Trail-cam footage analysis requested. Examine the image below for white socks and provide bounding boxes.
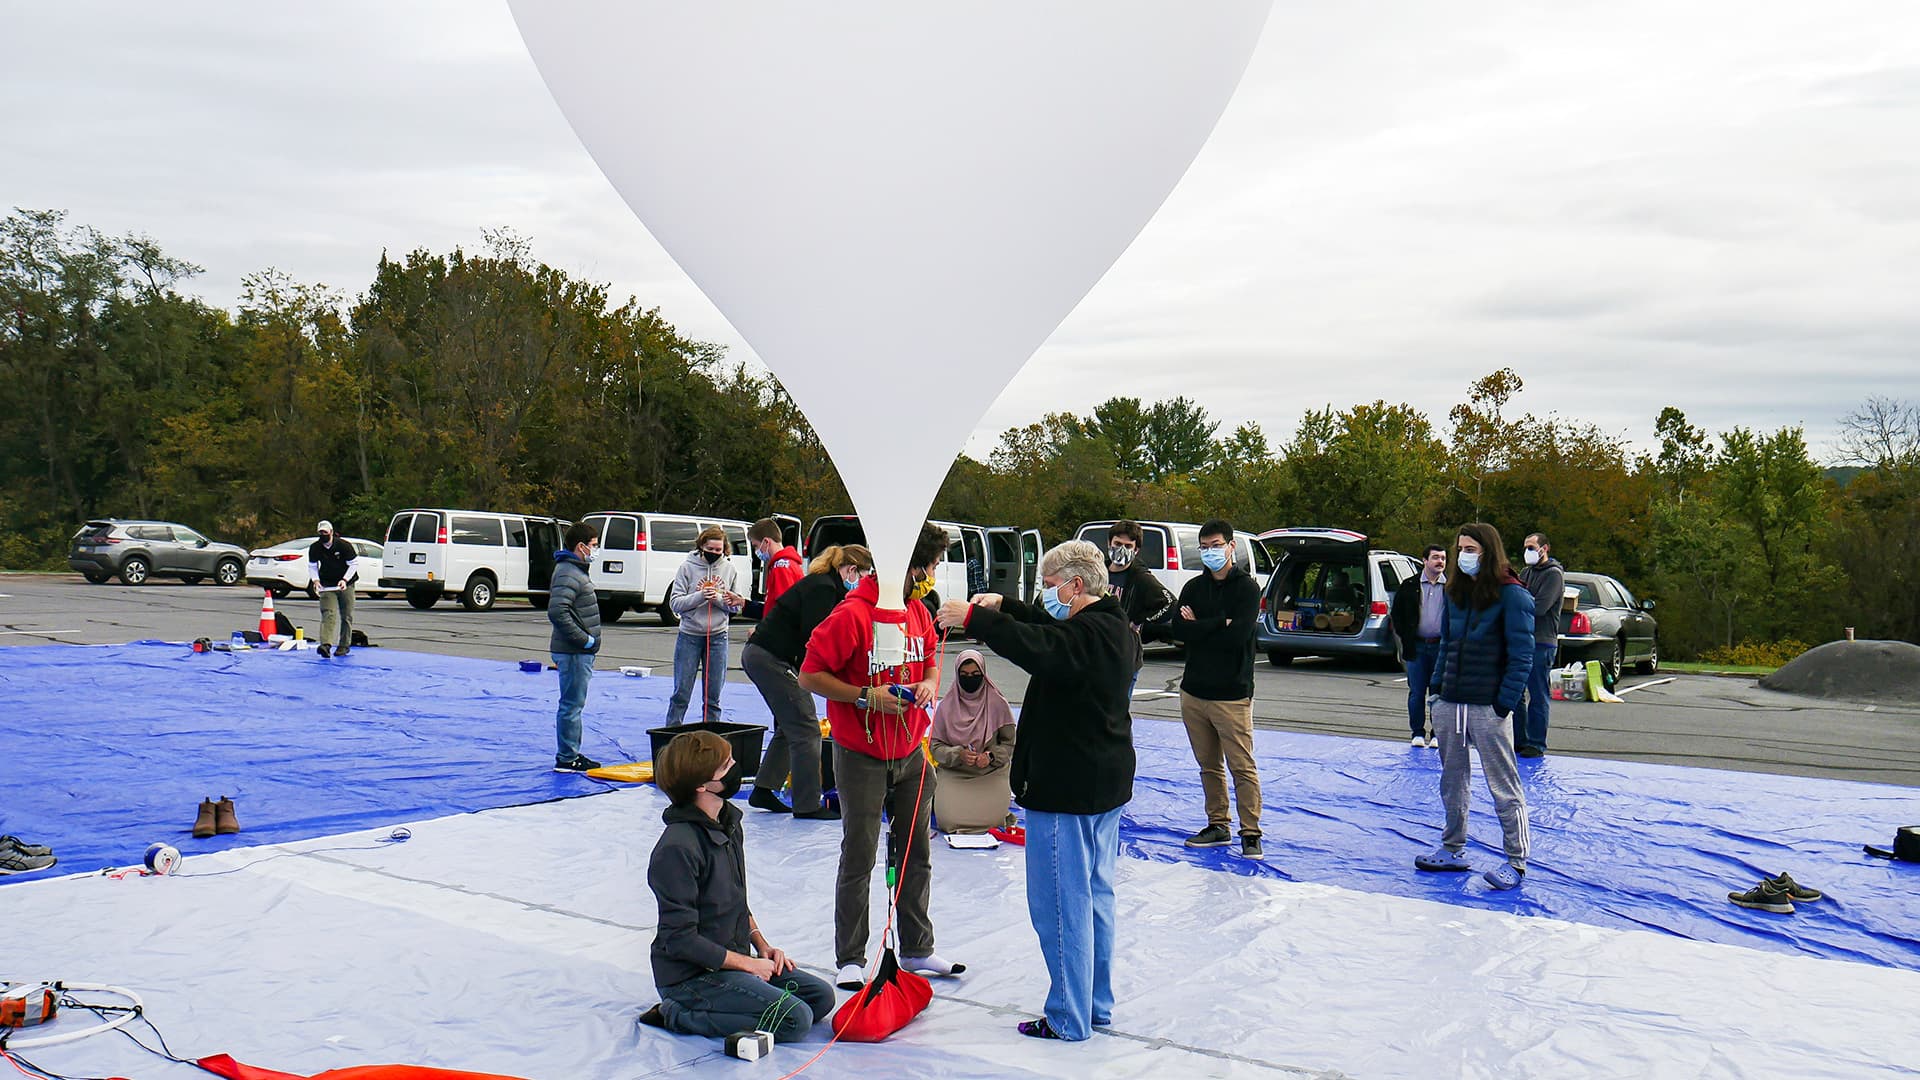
[902,953,966,977]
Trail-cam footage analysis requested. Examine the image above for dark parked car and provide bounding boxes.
[1555,571,1659,684]
[68,519,249,587]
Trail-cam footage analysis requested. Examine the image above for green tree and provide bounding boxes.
[1089,396,1153,483]
[1143,396,1218,481]
[1711,425,1843,640]
[1281,400,1444,548]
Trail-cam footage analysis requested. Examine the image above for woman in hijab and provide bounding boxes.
[928,650,1018,834]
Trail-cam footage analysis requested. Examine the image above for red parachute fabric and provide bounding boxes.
[195,1056,528,1080]
[829,948,932,1043]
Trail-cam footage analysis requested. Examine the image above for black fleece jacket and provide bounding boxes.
[1145,566,1261,701]
[965,594,1138,815]
[647,800,752,989]
[747,570,846,667]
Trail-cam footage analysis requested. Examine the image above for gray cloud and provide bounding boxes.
[4,0,1916,469]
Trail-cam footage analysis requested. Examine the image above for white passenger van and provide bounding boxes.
[804,515,1042,605]
[1073,519,1273,599]
[576,511,758,626]
[379,509,568,611]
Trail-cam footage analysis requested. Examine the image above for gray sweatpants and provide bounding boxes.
[1435,700,1530,870]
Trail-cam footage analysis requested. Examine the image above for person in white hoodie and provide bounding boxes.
[665,526,746,726]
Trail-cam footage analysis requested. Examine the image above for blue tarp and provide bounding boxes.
[4,642,1917,971]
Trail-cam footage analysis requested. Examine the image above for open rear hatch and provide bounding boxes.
[1260,528,1371,636]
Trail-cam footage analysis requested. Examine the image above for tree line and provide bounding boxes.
[4,210,1915,659]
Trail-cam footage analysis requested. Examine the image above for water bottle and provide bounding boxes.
[231,631,246,650]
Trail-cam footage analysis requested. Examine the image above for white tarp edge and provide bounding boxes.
[7,785,1919,1078]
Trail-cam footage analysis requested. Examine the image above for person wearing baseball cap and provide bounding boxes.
[308,520,359,658]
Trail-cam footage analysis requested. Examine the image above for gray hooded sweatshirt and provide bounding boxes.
[1520,555,1565,646]
[669,549,740,637]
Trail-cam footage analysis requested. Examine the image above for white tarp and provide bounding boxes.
[9,786,1920,1078]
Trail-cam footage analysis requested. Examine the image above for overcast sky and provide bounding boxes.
[5,1,1916,463]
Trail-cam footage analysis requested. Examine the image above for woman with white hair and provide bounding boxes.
[936,540,1138,1042]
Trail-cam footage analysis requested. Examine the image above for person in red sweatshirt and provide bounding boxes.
[748,518,804,615]
[800,521,965,992]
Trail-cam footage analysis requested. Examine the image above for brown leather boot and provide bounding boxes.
[192,798,218,839]
[214,796,240,835]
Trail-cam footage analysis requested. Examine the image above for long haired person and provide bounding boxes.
[665,526,745,726]
[1414,523,1538,890]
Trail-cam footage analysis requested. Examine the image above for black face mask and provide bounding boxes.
[957,672,986,694]
[701,550,723,564]
[707,772,741,800]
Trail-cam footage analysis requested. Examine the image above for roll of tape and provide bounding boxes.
[144,843,181,875]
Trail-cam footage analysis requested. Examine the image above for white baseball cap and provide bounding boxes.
[318,520,334,533]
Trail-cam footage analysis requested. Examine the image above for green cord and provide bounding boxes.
[755,986,795,1032]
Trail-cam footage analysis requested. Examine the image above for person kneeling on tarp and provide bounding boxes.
[640,730,836,1042]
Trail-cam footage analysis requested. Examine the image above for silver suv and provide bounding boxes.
[68,519,249,587]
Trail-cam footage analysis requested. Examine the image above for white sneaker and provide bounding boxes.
[836,963,865,991]
[1409,736,1424,748]
[1425,735,1438,749]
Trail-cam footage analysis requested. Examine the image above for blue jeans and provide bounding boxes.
[657,968,837,1043]
[1025,806,1122,1041]
[552,651,595,763]
[1404,643,1439,738]
[1518,644,1557,750]
[666,630,728,726]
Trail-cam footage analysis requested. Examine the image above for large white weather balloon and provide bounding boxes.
[509,1,1271,608]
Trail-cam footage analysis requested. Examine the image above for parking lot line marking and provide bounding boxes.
[0,628,81,634]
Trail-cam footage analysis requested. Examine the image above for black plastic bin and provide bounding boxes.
[648,720,769,779]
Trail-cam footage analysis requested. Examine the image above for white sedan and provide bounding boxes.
[246,536,389,599]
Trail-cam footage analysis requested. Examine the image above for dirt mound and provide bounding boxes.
[1760,640,1920,705]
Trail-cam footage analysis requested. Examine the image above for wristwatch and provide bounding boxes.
[855,687,870,710]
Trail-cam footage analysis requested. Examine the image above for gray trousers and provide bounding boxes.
[318,587,354,649]
[1434,700,1530,870]
[742,643,824,813]
[834,743,936,967]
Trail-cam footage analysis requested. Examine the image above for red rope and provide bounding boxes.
[775,621,951,1080]
[702,596,715,725]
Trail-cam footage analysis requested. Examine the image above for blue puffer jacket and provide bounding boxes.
[1434,572,1536,713]
[547,551,601,655]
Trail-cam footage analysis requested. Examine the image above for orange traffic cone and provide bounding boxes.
[259,589,277,640]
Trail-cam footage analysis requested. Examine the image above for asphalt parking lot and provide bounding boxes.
[5,573,1917,788]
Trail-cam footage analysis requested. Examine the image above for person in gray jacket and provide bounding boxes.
[666,526,746,726]
[548,522,603,772]
[1516,533,1565,757]
[638,730,836,1042]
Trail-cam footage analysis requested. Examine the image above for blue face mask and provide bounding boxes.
[1457,552,1481,577]
[843,574,859,592]
[1039,582,1073,619]
[1199,546,1229,572]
